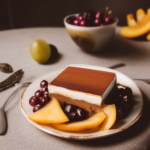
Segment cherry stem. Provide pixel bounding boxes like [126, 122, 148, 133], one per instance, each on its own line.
[108, 10, 112, 15]
[83, 12, 87, 19]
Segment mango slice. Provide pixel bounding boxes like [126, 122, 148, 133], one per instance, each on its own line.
[121, 8, 150, 38]
[51, 112, 106, 132]
[28, 97, 69, 124]
[100, 104, 116, 131]
[136, 8, 146, 23]
[127, 14, 137, 26]
[146, 33, 150, 41]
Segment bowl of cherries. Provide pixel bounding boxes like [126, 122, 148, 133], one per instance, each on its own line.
[64, 8, 118, 53]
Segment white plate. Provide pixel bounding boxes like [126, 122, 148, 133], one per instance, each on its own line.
[20, 64, 144, 140]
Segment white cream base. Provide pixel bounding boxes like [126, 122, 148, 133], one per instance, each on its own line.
[48, 76, 116, 106]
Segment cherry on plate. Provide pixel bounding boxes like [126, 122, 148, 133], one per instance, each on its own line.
[76, 108, 86, 120]
[64, 104, 77, 115]
[35, 90, 43, 97]
[40, 97, 49, 106]
[29, 96, 40, 107]
[69, 112, 78, 121]
[125, 87, 132, 96]
[117, 107, 127, 119]
[33, 104, 43, 112]
[40, 80, 48, 88]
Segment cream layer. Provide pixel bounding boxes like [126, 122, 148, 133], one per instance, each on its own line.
[48, 76, 116, 106]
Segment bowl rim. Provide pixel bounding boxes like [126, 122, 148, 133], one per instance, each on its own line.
[64, 13, 118, 30]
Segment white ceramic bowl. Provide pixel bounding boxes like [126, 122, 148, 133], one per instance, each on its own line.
[64, 14, 118, 53]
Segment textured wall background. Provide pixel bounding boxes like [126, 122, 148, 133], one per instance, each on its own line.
[0, 0, 150, 30]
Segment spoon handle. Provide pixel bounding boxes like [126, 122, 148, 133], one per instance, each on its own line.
[0, 107, 7, 135]
[108, 63, 125, 69]
[0, 82, 31, 135]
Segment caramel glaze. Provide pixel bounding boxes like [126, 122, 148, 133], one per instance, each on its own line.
[50, 67, 116, 96]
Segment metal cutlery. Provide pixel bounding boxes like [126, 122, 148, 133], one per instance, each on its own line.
[108, 63, 150, 84]
[0, 82, 31, 135]
[0, 69, 24, 92]
[0, 63, 13, 73]
[108, 63, 125, 69]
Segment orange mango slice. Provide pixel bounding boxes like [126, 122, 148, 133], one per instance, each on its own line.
[28, 97, 69, 124]
[101, 104, 116, 131]
[51, 111, 106, 132]
[136, 8, 146, 23]
[121, 8, 150, 38]
[146, 33, 150, 41]
[127, 14, 136, 26]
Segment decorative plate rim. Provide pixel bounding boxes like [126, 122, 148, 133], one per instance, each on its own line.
[20, 64, 144, 140]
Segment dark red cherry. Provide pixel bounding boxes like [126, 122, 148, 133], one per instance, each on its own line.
[117, 88, 125, 98]
[66, 16, 76, 24]
[77, 14, 84, 21]
[40, 80, 48, 88]
[125, 87, 132, 96]
[40, 97, 49, 106]
[95, 11, 104, 20]
[69, 112, 78, 121]
[117, 107, 127, 119]
[100, 23, 104, 26]
[43, 94, 50, 101]
[33, 104, 43, 112]
[76, 108, 86, 120]
[80, 20, 87, 26]
[64, 104, 77, 115]
[35, 90, 43, 97]
[73, 19, 80, 26]
[43, 91, 48, 96]
[122, 94, 131, 103]
[104, 15, 113, 25]
[94, 19, 101, 26]
[29, 96, 40, 106]
[42, 87, 48, 92]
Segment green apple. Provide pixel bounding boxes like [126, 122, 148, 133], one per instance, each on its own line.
[30, 39, 51, 64]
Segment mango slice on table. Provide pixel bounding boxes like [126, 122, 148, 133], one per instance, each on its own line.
[28, 97, 69, 124]
[100, 104, 116, 131]
[121, 8, 150, 38]
[51, 112, 106, 132]
[136, 8, 146, 23]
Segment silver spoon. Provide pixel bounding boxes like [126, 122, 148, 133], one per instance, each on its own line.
[108, 63, 125, 69]
[108, 63, 150, 84]
[0, 63, 13, 73]
[0, 82, 31, 135]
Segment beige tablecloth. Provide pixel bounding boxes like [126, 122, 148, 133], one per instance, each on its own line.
[0, 27, 150, 150]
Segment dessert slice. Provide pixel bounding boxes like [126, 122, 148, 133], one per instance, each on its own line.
[48, 66, 116, 114]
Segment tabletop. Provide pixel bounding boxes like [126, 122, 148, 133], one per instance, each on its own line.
[0, 27, 150, 150]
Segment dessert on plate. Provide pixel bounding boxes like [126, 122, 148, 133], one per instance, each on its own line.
[28, 65, 133, 132]
[48, 66, 117, 114]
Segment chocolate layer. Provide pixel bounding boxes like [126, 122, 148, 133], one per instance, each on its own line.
[50, 67, 116, 96]
[49, 93, 100, 114]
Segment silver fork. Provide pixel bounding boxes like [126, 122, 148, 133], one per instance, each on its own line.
[0, 82, 31, 135]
